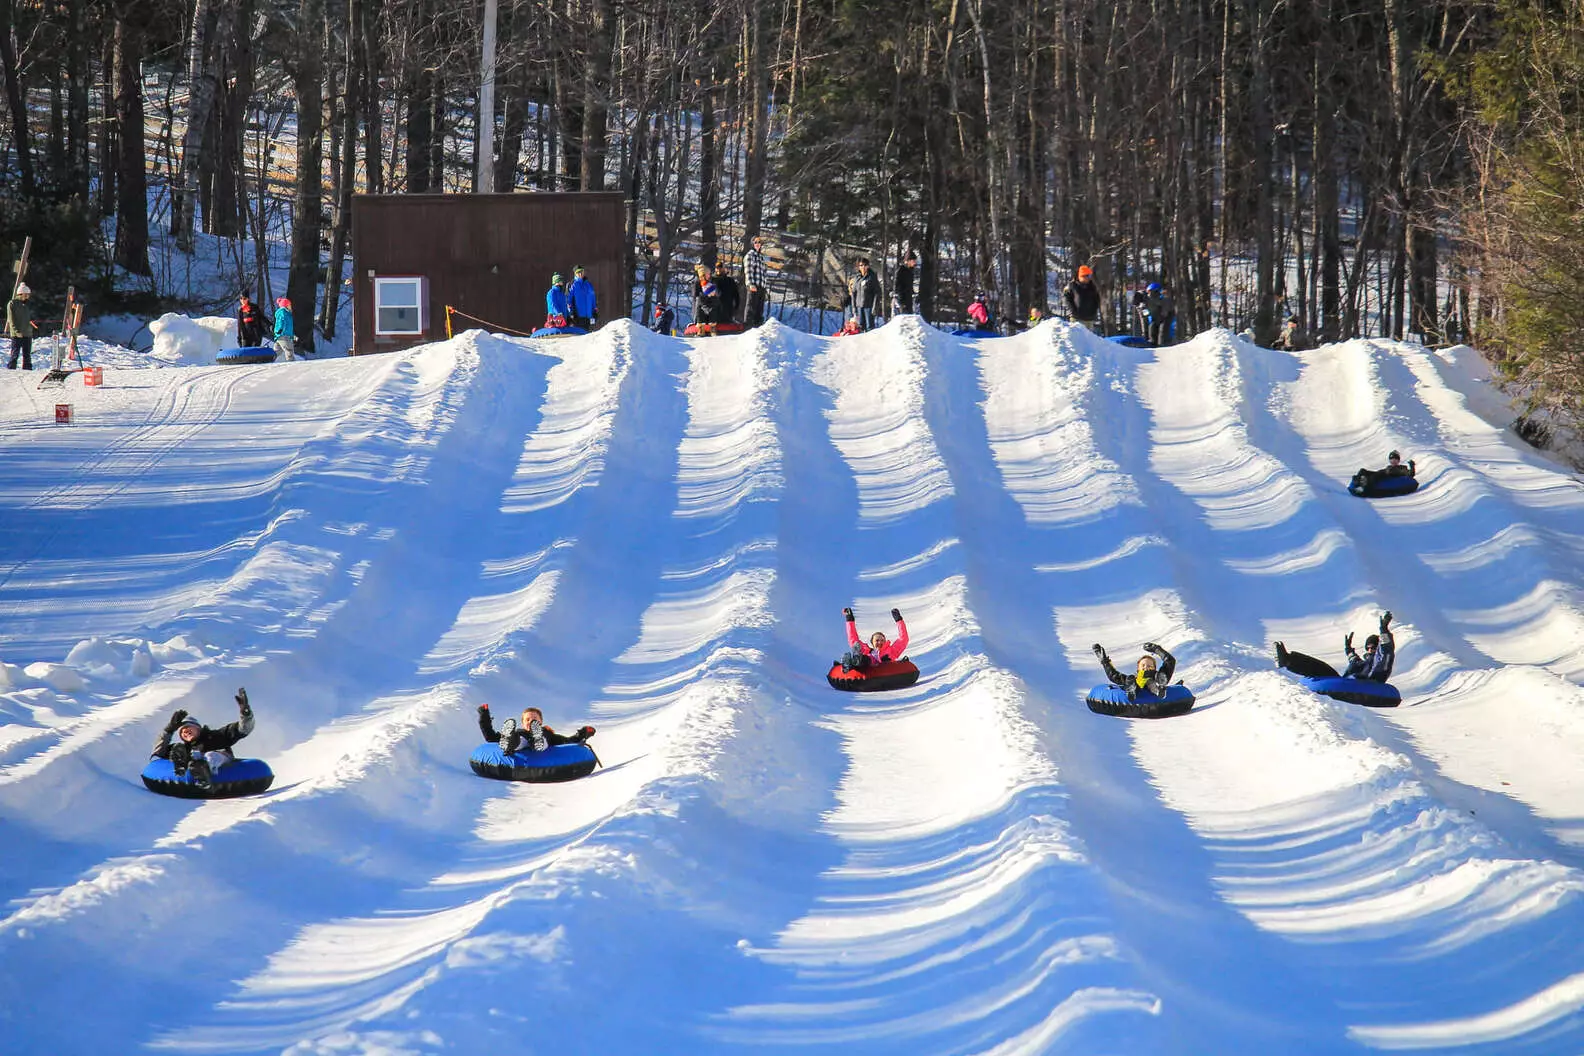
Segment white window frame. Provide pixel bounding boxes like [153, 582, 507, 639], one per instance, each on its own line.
[373, 276, 427, 336]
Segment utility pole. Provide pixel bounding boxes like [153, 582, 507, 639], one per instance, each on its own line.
[477, 0, 498, 193]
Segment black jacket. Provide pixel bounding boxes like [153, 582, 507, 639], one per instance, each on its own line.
[1064, 279, 1100, 321]
[894, 264, 915, 303]
[151, 708, 252, 760]
[714, 273, 741, 321]
[237, 302, 267, 345]
[478, 708, 584, 754]
[1099, 644, 1176, 698]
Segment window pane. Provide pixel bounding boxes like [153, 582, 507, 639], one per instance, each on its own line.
[377, 305, 420, 333]
[377, 280, 420, 309]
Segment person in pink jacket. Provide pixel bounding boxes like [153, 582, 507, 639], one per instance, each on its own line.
[841, 606, 909, 669]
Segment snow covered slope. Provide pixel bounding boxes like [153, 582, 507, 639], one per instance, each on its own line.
[2, 320, 1583, 1055]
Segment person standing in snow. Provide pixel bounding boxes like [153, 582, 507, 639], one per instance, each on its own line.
[966, 290, 994, 332]
[692, 264, 721, 326]
[6, 281, 34, 370]
[1275, 611, 1396, 683]
[1063, 266, 1101, 331]
[651, 300, 675, 334]
[237, 293, 266, 348]
[1093, 642, 1176, 701]
[894, 249, 918, 316]
[568, 265, 597, 329]
[840, 607, 909, 670]
[1150, 284, 1176, 346]
[744, 235, 771, 326]
[544, 273, 571, 327]
[844, 258, 883, 331]
[150, 689, 255, 789]
[477, 703, 594, 754]
[712, 261, 742, 323]
[273, 297, 297, 361]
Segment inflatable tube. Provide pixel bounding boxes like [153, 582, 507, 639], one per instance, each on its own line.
[141, 756, 274, 798]
[827, 658, 921, 692]
[215, 346, 277, 366]
[1105, 334, 1152, 348]
[951, 328, 999, 337]
[469, 741, 598, 783]
[1085, 683, 1196, 718]
[683, 322, 747, 337]
[1349, 474, 1419, 498]
[530, 325, 589, 339]
[1303, 676, 1402, 708]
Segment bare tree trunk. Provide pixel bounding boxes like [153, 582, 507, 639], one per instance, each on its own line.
[699, 76, 719, 268]
[113, 12, 150, 275]
[743, 0, 769, 240]
[1249, 0, 1277, 344]
[175, 0, 235, 251]
[322, 0, 360, 338]
[287, 0, 326, 352]
[0, 0, 34, 194]
[581, 0, 612, 189]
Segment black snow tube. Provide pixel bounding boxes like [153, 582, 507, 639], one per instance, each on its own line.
[469, 742, 599, 782]
[827, 658, 921, 692]
[1085, 683, 1196, 718]
[1303, 676, 1402, 708]
[1349, 474, 1419, 498]
[215, 346, 277, 365]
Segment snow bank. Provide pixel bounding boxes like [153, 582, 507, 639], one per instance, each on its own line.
[148, 312, 238, 367]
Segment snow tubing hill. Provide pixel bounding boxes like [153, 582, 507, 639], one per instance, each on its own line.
[1086, 683, 1196, 718]
[827, 659, 921, 692]
[530, 325, 589, 339]
[683, 321, 747, 337]
[141, 757, 275, 798]
[1106, 334, 1153, 348]
[1303, 676, 1402, 707]
[469, 742, 599, 783]
[1350, 474, 1420, 498]
[215, 346, 277, 366]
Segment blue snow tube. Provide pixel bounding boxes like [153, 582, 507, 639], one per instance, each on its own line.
[141, 756, 275, 798]
[1106, 334, 1152, 348]
[1085, 683, 1196, 718]
[530, 325, 589, 339]
[470, 742, 598, 783]
[1303, 676, 1402, 708]
[1349, 474, 1420, 498]
[215, 346, 277, 365]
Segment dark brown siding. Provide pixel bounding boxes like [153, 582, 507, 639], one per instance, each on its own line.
[350, 192, 628, 356]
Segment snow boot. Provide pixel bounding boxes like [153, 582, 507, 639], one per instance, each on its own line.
[188, 754, 213, 789]
[497, 717, 518, 752]
[528, 718, 547, 753]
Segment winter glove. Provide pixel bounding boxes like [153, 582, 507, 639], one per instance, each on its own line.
[1408, 460, 1416, 475]
[1142, 642, 1162, 654]
[165, 709, 188, 732]
[1380, 611, 1393, 632]
[576, 725, 596, 742]
[1345, 632, 1354, 652]
[477, 703, 490, 717]
[843, 607, 855, 622]
[236, 688, 251, 716]
[1092, 643, 1108, 661]
[891, 608, 902, 622]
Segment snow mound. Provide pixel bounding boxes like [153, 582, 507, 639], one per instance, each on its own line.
[148, 313, 239, 367]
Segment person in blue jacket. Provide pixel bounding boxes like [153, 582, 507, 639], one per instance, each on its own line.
[273, 297, 296, 361]
[651, 300, 675, 334]
[568, 265, 597, 329]
[545, 273, 571, 327]
[1275, 611, 1396, 683]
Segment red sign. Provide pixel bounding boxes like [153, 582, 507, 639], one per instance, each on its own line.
[54, 404, 72, 424]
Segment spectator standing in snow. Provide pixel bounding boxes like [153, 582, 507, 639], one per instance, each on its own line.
[651, 301, 676, 334]
[1151, 284, 1176, 346]
[966, 290, 994, 332]
[894, 250, 918, 315]
[692, 264, 721, 325]
[568, 266, 597, 329]
[6, 281, 34, 370]
[744, 236, 771, 326]
[1063, 266, 1101, 331]
[237, 293, 266, 348]
[712, 262, 742, 323]
[273, 297, 296, 361]
[845, 257, 883, 331]
[1028, 306, 1046, 328]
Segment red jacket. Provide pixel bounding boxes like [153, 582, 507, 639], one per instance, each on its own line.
[847, 616, 909, 663]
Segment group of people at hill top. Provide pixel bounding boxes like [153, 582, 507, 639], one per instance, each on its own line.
[544, 266, 598, 330]
[237, 293, 299, 360]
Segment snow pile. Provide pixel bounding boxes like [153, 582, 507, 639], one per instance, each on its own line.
[147, 312, 238, 366]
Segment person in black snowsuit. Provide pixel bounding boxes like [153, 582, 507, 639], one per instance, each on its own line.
[1275, 611, 1396, 682]
[651, 301, 676, 334]
[1351, 451, 1416, 493]
[150, 689, 255, 788]
[1093, 642, 1176, 700]
[1063, 267, 1101, 331]
[713, 263, 742, 323]
[237, 294, 267, 348]
[894, 250, 918, 315]
[844, 258, 883, 331]
[477, 703, 594, 754]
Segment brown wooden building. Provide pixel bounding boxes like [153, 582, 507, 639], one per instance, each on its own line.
[349, 192, 627, 356]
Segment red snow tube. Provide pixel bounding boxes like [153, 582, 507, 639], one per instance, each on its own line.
[827, 658, 921, 692]
[683, 321, 747, 337]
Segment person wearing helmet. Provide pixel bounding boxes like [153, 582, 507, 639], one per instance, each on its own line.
[150, 689, 256, 788]
[6, 281, 34, 370]
[1063, 265, 1101, 331]
[273, 296, 296, 361]
[1093, 641, 1177, 701]
[1275, 611, 1396, 684]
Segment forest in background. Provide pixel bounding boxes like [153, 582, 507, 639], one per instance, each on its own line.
[0, 0, 1580, 427]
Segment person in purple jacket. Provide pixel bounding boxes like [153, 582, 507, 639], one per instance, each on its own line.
[841, 606, 909, 669]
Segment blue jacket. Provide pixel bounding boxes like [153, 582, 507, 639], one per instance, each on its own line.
[546, 285, 570, 318]
[569, 277, 597, 318]
[1343, 628, 1394, 682]
[273, 305, 294, 339]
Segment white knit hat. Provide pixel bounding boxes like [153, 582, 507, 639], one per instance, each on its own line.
[14, 282, 29, 296]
